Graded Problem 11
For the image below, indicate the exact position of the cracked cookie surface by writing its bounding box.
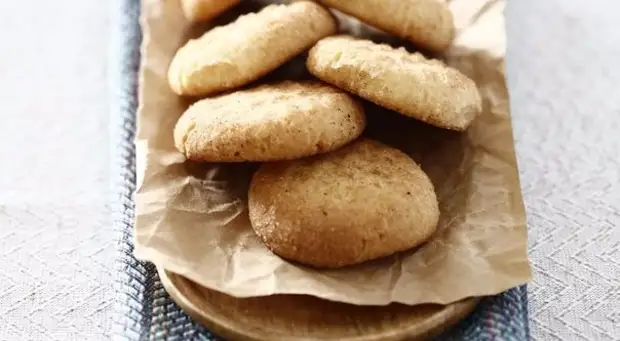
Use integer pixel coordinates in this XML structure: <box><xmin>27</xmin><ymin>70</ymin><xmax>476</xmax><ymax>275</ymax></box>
<box><xmin>249</xmin><ymin>139</ymin><xmax>439</xmax><ymax>268</ymax></box>
<box><xmin>168</xmin><ymin>1</ymin><xmax>337</xmax><ymax>97</ymax></box>
<box><xmin>316</xmin><ymin>0</ymin><xmax>454</xmax><ymax>52</ymax></box>
<box><xmin>307</xmin><ymin>36</ymin><xmax>482</xmax><ymax>131</ymax></box>
<box><xmin>173</xmin><ymin>81</ymin><xmax>366</xmax><ymax>162</ymax></box>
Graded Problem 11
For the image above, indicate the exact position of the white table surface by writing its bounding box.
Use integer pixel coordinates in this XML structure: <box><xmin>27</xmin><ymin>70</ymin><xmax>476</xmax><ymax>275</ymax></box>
<box><xmin>0</xmin><ymin>1</ymin><xmax>112</xmax><ymax>340</ymax></box>
<box><xmin>0</xmin><ymin>0</ymin><xmax>618</xmax><ymax>341</ymax></box>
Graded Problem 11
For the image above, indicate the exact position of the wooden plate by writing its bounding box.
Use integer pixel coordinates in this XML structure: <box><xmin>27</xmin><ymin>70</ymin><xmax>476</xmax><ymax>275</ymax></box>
<box><xmin>158</xmin><ymin>268</ymin><xmax>479</xmax><ymax>341</ymax></box>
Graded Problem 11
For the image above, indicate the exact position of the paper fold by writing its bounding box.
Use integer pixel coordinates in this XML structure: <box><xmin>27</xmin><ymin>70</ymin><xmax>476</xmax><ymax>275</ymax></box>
<box><xmin>134</xmin><ymin>0</ymin><xmax>531</xmax><ymax>306</ymax></box>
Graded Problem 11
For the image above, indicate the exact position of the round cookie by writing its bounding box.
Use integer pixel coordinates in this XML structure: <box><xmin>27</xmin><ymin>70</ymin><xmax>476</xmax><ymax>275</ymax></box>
<box><xmin>248</xmin><ymin>139</ymin><xmax>439</xmax><ymax>269</ymax></box>
<box><xmin>180</xmin><ymin>0</ymin><xmax>240</xmax><ymax>23</ymax></box>
<box><xmin>307</xmin><ymin>35</ymin><xmax>482</xmax><ymax>131</ymax></box>
<box><xmin>173</xmin><ymin>81</ymin><xmax>366</xmax><ymax>162</ymax></box>
<box><xmin>168</xmin><ymin>1</ymin><xmax>337</xmax><ymax>97</ymax></box>
<box><xmin>316</xmin><ymin>0</ymin><xmax>455</xmax><ymax>52</ymax></box>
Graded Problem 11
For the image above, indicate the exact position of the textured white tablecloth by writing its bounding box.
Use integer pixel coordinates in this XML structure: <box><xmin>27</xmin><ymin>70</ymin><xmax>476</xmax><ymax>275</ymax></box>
<box><xmin>0</xmin><ymin>1</ymin><xmax>112</xmax><ymax>340</ymax></box>
<box><xmin>0</xmin><ymin>0</ymin><xmax>618</xmax><ymax>340</ymax></box>
<box><xmin>507</xmin><ymin>0</ymin><xmax>620</xmax><ymax>340</ymax></box>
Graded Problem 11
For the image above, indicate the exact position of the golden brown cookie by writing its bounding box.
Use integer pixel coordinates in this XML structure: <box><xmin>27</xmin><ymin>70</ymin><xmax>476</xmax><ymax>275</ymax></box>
<box><xmin>248</xmin><ymin>139</ymin><xmax>439</xmax><ymax>268</ymax></box>
<box><xmin>173</xmin><ymin>81</ymin><xmax>366</xmax><ymax>162</ymax></box>
<box><xmin>307</xmin><ymin>36</ymin><xmax>482</xmax><ymax>131</ymax></box>
<box><xmin>168</xmin><ymin>1</ymin><xmax>337</xmax><ymax>97</ymax></box>
<box><xmin>180</xmin><ymin>0</ymin><xmax>240</xmax><ymax>23</ymax></box>
<box><xmin>316</xmin><ymin>0</ymin><xmax>454</xmax><ymax>52</ymax></box>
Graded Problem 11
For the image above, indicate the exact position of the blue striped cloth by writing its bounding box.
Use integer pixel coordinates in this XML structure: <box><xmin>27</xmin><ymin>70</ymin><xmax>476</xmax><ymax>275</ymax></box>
<box><xmin>109</xmin><ymin>0</ymin><xmax>530</xmax><ymax>340</ymax></box>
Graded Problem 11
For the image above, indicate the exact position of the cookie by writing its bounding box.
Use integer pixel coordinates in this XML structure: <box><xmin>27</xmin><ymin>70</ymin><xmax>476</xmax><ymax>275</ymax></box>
<box><xmin>168</xmin><ymin>1</ymin><xmax>337</xmax><ymax>97</ymax></box>
<box><xmin>307</xmin><ymin>36</ymin><xmax>482</xmax><ymax>131</ymax></box>
<box><xmin>173</xmin><ymin>81</ymin><xmax>366</xmax><ymax>162</ymax></box>
<box><xmin>248</xmin><ymin>139</ymin><xmax>439</xmax><ymax>268</ymax></box>
<box><xmin>180</xmin><ymin>0</ymin><xmax>240</xmax><ymax>23</ymax></box>
<box><xmin>316</xmin><ymin>0</ymin><xmax>454</xmax><ymax>52</ymax></box>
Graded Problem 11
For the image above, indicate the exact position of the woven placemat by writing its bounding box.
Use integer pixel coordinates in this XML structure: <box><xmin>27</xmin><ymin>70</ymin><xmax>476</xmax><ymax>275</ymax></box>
<box><xmin>109</xmin><ymin>0</ymin><xmax>530</xmax><ymax>340</ymax></box>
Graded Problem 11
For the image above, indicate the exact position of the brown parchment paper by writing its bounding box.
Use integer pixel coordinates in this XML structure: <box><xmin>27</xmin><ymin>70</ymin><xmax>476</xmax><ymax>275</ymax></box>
<box><xmin>134</xmin><ymin>0</ymin><xmax>531</xmax><ymax>306</ymax></box>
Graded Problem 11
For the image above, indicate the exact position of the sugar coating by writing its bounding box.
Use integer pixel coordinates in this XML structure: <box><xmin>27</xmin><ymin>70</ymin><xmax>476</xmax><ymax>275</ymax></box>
<box><xmin>307</xmin><ymin>36</ymin><xmax>482</xmax><ymax>131</ymax></box>
<box><xmin>173</xmin><ymin>81</ymin><xmax>366</xmax><ymax>162</ymax></box>
<box><xmin>248</xmin><ymin>139</ymin><xmax>440</xmax><ymax>268</ymax></box>
<box><xmin>168</xmin><ymin>1</ymin><xmax>337</xmax><ymax>97</ymax></box>
<box><xmin>316</xmin><ymin>0</ymin><xmax>454</xmax><ymax>52</ymax></box>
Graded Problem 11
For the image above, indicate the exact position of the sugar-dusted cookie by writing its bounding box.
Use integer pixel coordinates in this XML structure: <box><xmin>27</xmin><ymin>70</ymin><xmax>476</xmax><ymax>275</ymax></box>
<box><xmin>168</xmin><ymin>1</ymin><xmax>337</xmax><ymax>97</ymax></box>
<box><xmin>249</xmin><ymin>139</ymin><xmax>439</xmax><ymax>268</ymax></box>
<box><xmin>180</xmin><ymin>0</ymin><xmax>240</xmax><ymax>23</ymax></box>
<box><xmin>307</xmin><ymin>36</ymin><xmax>482</xmax><ymax>131</ymax></box>
<box><xmin>173</xmin><ymin>81</ymin><xmax>366</xmax><ymax>162</ymax></box>
<box><xmin>316</xmin><ymin>0</ymin><xmax>454</xmax><ymax>52</ymax></box>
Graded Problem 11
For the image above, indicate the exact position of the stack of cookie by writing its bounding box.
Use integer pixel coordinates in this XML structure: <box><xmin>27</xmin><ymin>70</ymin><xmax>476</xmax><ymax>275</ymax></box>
<box><xmin>169</xmin><ymin>0</ymin><xmax>482</xmax><ymax>269</ymax></box>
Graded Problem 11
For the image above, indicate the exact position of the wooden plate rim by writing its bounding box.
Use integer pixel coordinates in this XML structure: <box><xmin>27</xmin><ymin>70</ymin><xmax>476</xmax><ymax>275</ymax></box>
<box><xmin>158</xmin><ymin>267</ymin><xmax>479</xmax><ymax>341</ymax></box>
